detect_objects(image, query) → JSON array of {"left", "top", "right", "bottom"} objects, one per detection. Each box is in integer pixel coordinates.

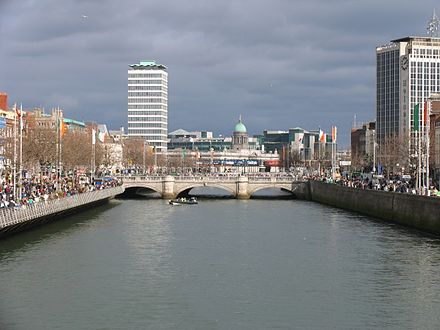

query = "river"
[{"left": 1, "top": 198, "right": 440, "bottom": 329}]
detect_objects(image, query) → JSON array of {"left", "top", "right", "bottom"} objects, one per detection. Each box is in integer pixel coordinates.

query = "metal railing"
[
  {"left": 119, "top": 174, "right": 301, "bottom": 183},
  {"left": 0, "top": 186, "right": 124, "bottom": 229}
]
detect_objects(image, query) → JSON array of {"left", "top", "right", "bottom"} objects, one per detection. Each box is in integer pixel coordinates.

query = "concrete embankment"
[
  {"left": 0, "top": 186, "right": 124, "bottom": 238},
  {"left": 307, "top": 180, "right": 440, "bottom": 235}
]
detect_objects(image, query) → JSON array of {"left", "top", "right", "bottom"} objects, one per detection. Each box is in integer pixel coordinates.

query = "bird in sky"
[{"left": 82, "top": 14, "right": 88, "bottom": 19}]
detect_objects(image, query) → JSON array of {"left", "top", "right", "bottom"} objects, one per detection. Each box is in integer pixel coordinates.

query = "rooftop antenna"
[{"left": 427, "top": 9, "right": 440, "bottom": 37}]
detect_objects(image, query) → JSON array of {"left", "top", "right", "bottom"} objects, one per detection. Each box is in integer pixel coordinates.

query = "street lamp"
[
  {"left": 154, "top": 146, "right": 157, "bottom": 173},
  {"left": 210, "top": 147, "right": 214, "bottom": 173},
  {"left": 143, "top": 140, "right": 146, "bottom": 175}
]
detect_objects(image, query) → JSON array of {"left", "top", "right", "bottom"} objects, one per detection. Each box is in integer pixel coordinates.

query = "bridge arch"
[
  {"left": 175, "top": 183, "right": 236, "bottom": 197},
  {"left": 120, "top": 183, "right": 162, "bottom": 197},
  {"left": 247, "top": 185, "right": 296, "bottom": 198}
]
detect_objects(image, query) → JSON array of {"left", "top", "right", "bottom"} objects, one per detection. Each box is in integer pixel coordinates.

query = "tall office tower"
[
  {"left": 376, "top": 36, "right": 440, "bottom": 152},
  {"left": 128, "top": 60, "right": 168, "bottom": 152}
]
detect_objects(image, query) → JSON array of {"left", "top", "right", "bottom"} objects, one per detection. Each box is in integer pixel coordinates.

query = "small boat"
[{"left": 168, "top": 197, "right": 198, "bottom": 205}]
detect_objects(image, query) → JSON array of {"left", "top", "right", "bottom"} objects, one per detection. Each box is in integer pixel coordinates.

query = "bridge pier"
[
  {"left": 236, "top": 176, "right": 250, "bottom": 199},
  {"left": 162, "top": 175, "right": 176, "bottom": 199}
]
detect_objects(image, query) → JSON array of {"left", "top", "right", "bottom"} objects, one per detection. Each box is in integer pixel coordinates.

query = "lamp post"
[
  {"left": 90, "top": 123, "right": 96, "bottom": 185},
  {"left": 373, "top": 142, "right": 377, "bottom": 174},
  {"left": 12, "top": 104, "right": 17, "bottom": 200},
  {"left": 209, "top": 139, "right": 213, "bottom": 173},
  {"left": 154, "top": 147, "right": 157, "bottom": 170},
  {"left": 143, "top": 140, "right": 146, "bottom": 175}
]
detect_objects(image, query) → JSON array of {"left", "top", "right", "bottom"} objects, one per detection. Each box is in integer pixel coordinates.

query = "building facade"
[
  {"left": 428, "top": 94, "right": 440, "bottom": 184},
  {"left": 232, "top": 117, "right": 249, "bottom": 150},
  {"left": 376, "top": 37, "right": 440, "bottom": 152},
  {"left": 351, "top": 122, "right": 376, "bottom": 169},
  {"left": 166, "top": 119, "right": 277, "bottom": 173},
  {"left": 128, "top": 60, "right": 168, "bottom": 152}
]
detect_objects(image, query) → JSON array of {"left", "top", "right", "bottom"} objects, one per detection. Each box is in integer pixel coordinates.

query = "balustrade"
[{"left": 0, "top": 187, "right": 124, "bottom": 230}]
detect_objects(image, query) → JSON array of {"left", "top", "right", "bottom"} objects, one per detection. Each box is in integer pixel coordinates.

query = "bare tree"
[
  {"left": 62, "top": 129, "right": 103, "bottom": 171},
  {"left": 350, "top": 151, "right": 365, "bottom": 172},
  {"left": 289, "top": 149, "right": 302, "bottom": 167},
  {"left": 377, "top": 134, "right": 409, "bottom": 178},
  {"left": 22, "top": 122, "right": 57, "bottom": 171},
  {"left": 122, "top": 137, "right": 145, "bottom": 168}
]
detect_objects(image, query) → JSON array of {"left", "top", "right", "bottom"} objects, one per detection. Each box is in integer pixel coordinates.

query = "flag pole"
[
  {"left": 55, "top": 108, "right": 59, "bottom": 192},
  {"left": 59, "top": 107, "right": 62, "bottom": 188},
  {"left": 418, "top": 105, "right": 422, "bottom": 195},
  {"left": 422, "top": 100, "right": 426, "bottom": 194},
  {"left": 426, "top": 101, "right": 430, "bottom": 195},
  {"left": 18, "top": 103, "right": 23, "bottom": 201},
  {"left": 13, "top": 103, "right": 17, "bottom": 201},
  {"left": 332, "top": 141, "right": 335, "bottom": 179},
  {"left": 91, "top": 125, "right": 96, "bottom": 184}
]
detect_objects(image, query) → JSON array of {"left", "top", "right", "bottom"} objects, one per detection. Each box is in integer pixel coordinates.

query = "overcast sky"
[{"left": 0, "top": 0, "right": 438, "bottom": 146}]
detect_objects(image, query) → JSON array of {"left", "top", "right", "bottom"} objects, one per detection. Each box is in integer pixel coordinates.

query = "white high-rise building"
[
  {"left": 376, "top": 36, "right": 440, "bottom": 152},
  {"left": 128, "top": 60, "right": 168, "bottom": 152}
]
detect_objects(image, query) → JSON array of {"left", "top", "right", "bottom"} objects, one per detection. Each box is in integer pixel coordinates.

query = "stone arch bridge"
[{"left": 120, "top": 175, "right": 308, "bottom": 199}]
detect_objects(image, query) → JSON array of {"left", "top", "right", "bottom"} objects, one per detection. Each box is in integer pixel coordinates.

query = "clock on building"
[{"left": 400, "top": 56, "right": 408, "bottom": 70}]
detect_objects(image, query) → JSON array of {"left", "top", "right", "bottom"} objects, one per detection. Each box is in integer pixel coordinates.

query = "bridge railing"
[
  {"left": 119, "top": 175, "right": 164, "bottom": 182},
  {"left": 0, "top": 186, "right": 124, "bottom": 229},
  {"left": 174, "top": 175, "right": 239, "bottom": 181},
  {"left": 118, "top": 174, "right": 301, "bottom": 184}
]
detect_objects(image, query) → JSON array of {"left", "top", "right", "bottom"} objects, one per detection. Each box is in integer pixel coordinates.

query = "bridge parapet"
[{"left": 120, "top": 175, "right": 163, "bottom": 182}]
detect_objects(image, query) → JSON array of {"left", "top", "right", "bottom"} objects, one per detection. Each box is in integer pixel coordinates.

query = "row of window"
[
  {"left": 412, "top": 49, "right": 440, "bottom": 59},
  {"left": 410, "top": 67, "right": 440, "bottom": 74},
  {"left": 128, "top": 92, "right": 165, "bottom": 97},
  {"left": 377, "top": 50, "right": 399, "bottom": 56},
  {"left": 409, "top": 93, "right": 433, "bottom": 100},
  {"left": 128, "top": 111, "right": 167, "bottom": 116},
  {"left": 128, "top": 73, "right": 164, "bottom": 78},
  {"left": 411, "top": 84, "right": 436, "bottom": 89},
  {"left": 128, "top": 80, "right": 165, "bottom": 84},
  {"left": 377, "top": 100, "right": 399, "bottom": 105},
  {"left": 127, "top": 131, "right": 167, "bottom": 139},
  {"left": 128, "top": 105, "right": 167, "bottom": 110},
  {"left": 128, "top": 123, "right": 167, "bottom": 128},
  {"left": 410, "top": 74, "right": 440, "bottom": 79},
  {"left": 128, "top": 116, "right": 166, "bottom": 121},
  {"left": 128, "top": 86, "right": 167, "bottom": 91},
  {"left": 145, "top": 141, "right": 167, "bottom": 147},
  {"left": 128, "top": 98, "right": 166, "bottom": 103},
  {"left": 413, "top": 48, "right": 440, "bottom": 55}
]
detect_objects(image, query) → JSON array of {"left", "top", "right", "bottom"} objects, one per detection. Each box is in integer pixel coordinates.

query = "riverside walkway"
[{"left": 0, "top": 186, "right": 124, "bottom": 237}]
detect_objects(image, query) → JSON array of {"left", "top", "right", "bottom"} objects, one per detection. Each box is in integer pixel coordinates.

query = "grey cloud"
[{"left": 1, "top": 0, "right": 438, "bottom": 147}]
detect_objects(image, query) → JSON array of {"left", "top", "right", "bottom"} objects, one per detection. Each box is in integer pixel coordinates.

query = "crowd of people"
[
  {"left": 0, "top": 173, "right": 121, "bottom": 209},
  {"left": 4, "top": 169, "right": 436, "bottom": 209},
  {"left": 320, "top": 173, "right": 440, "bottom": 196}
]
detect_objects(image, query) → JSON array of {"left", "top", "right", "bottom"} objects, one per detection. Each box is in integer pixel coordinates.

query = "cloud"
[{"left": 0, "top": 0, "right": 438, "bottom": 147}]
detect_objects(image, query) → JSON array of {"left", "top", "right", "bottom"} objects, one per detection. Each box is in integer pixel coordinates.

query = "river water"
[{"left": 1, "top": 198, "right": 440, "bottom": 329}]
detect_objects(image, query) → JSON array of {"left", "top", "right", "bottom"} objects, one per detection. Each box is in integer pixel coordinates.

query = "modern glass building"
[
  {"left": 376, "top": 42, "right": 400, "bottom": 144},
  {"left": 127, "top": 60, "right": 168, "bottom": 152},
  {"left": 376, "top": 37, "right": 440, "bottom": 151}
]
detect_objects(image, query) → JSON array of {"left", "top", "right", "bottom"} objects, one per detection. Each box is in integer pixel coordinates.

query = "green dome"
[{"left": 234, "top": 119, "right": 247, "bottom": 133}]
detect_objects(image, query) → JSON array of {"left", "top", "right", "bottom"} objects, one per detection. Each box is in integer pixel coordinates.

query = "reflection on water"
[{"left": 1, "top": 199, "right": 440, "bottom": 329}]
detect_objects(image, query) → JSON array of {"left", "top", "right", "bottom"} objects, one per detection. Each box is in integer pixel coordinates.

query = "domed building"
[{"left": 232, "top": 116, "right": 249, "bottom": 150}]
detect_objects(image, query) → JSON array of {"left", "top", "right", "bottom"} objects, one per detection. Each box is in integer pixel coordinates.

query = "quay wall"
[
  {"left": 308, "top": 180, "right": 440, "bottom": 235},
  {"left": 0, "top": 186, "right": 124, "bottom": 238}
]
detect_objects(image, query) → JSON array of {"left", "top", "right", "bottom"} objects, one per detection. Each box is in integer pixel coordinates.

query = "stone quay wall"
[
  {"left": 307, "top": 180, "right": 440, "bottom": 235},
  {"left": 0, "top": 186, "right": 124, "bottom": 238}
]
